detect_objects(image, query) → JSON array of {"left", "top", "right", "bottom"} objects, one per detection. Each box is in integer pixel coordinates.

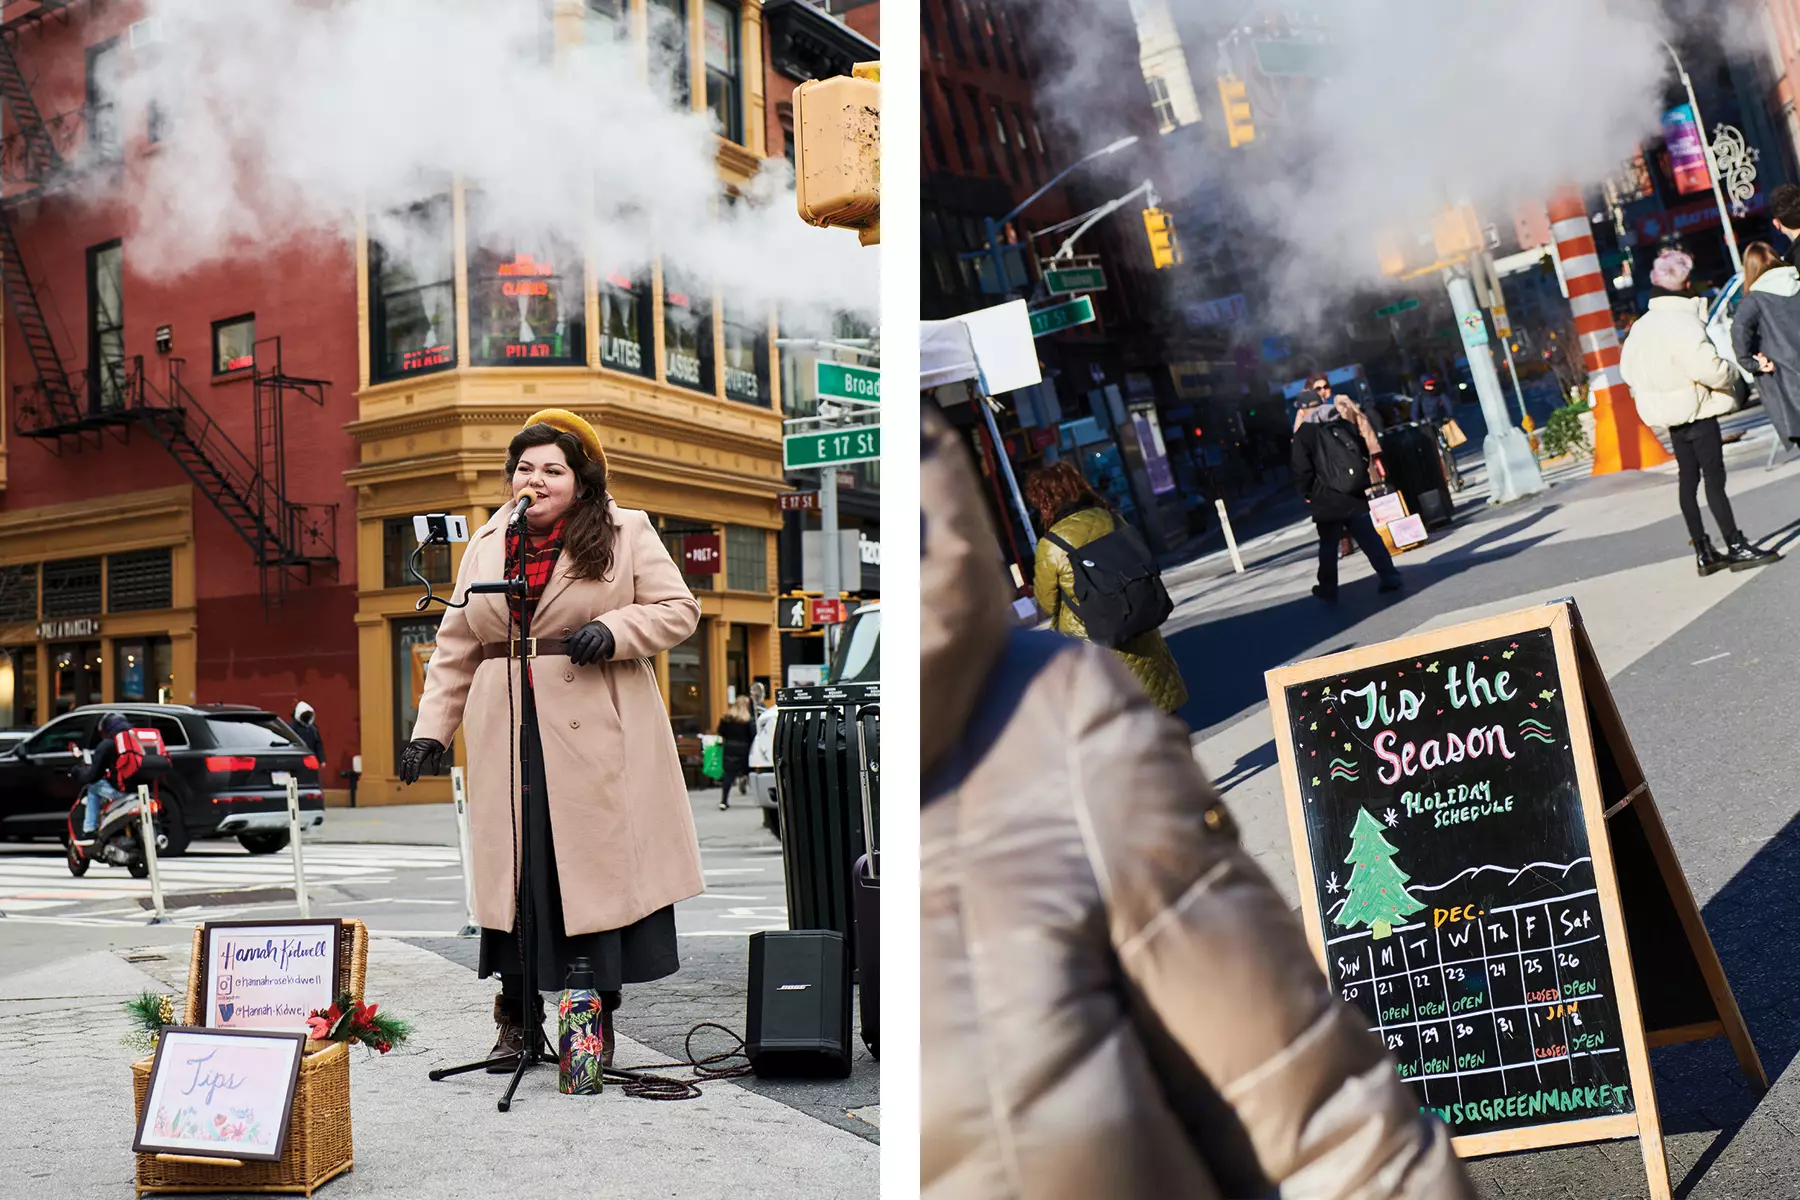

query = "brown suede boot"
[{"left": 487, "top": 991, "right": 543, "bottom": 1074}]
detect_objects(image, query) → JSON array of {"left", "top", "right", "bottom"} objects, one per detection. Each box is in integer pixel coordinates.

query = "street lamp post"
[
  {"left": 981, "top": 135, "right": 1139, "bottom": 300},
  {"left": 1662, "top": 38, "right": 1744, "bottom": 277}
]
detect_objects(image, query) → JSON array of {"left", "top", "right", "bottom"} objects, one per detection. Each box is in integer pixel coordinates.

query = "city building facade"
[{"left": 0, "top": 0, "right": 790, "bottom": 806}]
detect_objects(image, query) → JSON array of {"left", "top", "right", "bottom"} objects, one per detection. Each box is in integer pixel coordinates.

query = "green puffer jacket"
[{"left": 1034, "top": 507, "right": 1189, "bottom": 713}]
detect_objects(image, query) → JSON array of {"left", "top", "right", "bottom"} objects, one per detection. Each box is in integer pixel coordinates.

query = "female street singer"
[{"left": 399, "top": 409, "right": 703, "bottom": 1070}]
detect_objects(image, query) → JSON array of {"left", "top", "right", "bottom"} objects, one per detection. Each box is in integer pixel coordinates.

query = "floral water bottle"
[{"left": 558, "top": 956, "right": 604, "bottom": 1095}]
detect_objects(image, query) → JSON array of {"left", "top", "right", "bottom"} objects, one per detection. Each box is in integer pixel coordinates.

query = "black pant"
[
  {"left": 1669, "top": 417, "right": 1739, "bottom": 545},
  {"left": 721, "top": 770, "right": 743, "bottom": 805},
  {"left": 1315, "top": 512, "right": 1398, "bottom": 596}
]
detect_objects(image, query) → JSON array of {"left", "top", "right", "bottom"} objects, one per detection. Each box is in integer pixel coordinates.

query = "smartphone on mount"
[{"left": 413, "top": 514, "right": 470, "bottom": 544}]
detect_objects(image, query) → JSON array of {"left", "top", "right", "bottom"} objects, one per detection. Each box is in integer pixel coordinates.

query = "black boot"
[
  {"left": 487, "top": 990, "right": 544, "bottom": 1073},
  {"left": 1723, "top": 536, "right": 1781, "bottom": 571},
  {"left": 1695, "top": 536, "right": 1729, "bottom": 577},
  {"left": 600, "top": 991, "right": 621, "bottom": 1068}
]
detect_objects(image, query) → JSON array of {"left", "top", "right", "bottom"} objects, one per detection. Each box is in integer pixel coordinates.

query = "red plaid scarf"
[{"left": 504, "top": 516, "right": 566, "bottom": 629}]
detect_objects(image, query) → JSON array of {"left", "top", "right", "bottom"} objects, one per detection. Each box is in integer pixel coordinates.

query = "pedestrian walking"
[
  {"left": 397, "top": 408, "right": 702, "bottom": 1071},
  {"left": 291, "top": 700, "right": 325, "bottom": 763},
  {"left": 715, "top": 695, "right": 754, "bottom": 810},
  {"left": 1619, "top": 249, "right": 1780, "bottom": 575},
  {"left": 1772, "top": 183, "right": 1800, "bottom": 267},
  {"left": 920, "top": 404, "right": 1472, "bottom": 1200},
  {"left": 1023, "top": 461, "right": 1187, "bottom": 713},
  {"left": 1291, "top": 372, "right": 1402, "bottom": 601},
  {"left": 1730, "top": 241, "right": 1800, "bottom": 450}
]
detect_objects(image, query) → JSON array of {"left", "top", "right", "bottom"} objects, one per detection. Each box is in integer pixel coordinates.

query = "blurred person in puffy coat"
[
  {"left": 921, "top": 403, "right": 1472, "bottom": 1200},
  {"left": 1024, "top": 461, "right": 1187, "bottom": 713},
  {"left": 1620, "top": 247, "right": 1778, "bottom": 574}
]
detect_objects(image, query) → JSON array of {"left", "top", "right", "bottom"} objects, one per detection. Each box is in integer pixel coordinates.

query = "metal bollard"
[
  {"left": 1215, "top": 498, "right": 1246, "bottom": 574},
  {"left": 139, "top": 783, "right": 169, "bottom": 925},
  {"left": 450, "top": 767, "right": 479, "bottom": 937},
  {"left": 285, "top": 777, "right": 311, "bottom": 918}
]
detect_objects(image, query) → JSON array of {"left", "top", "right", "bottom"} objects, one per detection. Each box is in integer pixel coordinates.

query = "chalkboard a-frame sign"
[{"left": 1266, "top": 601, "right": 1764, "bottom": 1200}]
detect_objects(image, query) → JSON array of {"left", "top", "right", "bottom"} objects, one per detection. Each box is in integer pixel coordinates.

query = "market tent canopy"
[
  {"left": 921, "top": 319, "right": 977, "bottom": 390},
  {"left": 919, "top": 299, "right": 1042, "bottom": 396}
]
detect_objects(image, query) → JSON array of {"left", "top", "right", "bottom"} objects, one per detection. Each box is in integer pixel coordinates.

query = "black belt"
[{"left": 480, "top": 638, "right": 572, "bottom": 660}]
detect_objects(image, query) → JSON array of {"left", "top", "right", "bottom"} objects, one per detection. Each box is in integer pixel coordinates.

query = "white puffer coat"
[{"left": 1619, "top": 294, "right": 1739, "bottom": 428}]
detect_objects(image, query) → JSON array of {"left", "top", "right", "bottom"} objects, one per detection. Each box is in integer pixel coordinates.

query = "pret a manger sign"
[{"left": 1266, "top": 602, "right": 1764, "bottom": 1200}]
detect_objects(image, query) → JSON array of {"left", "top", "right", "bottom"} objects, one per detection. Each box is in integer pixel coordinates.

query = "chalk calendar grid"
[{"left": 1329, "top": 886, "right": 1627, "bottom": 1109}]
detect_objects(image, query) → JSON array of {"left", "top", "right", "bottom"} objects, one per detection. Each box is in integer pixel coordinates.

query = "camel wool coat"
[{"left": 412, "top": 497, "right": 704, "bottom": 937}]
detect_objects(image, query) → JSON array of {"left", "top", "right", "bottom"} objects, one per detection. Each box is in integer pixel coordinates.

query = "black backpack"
[
  {"left": 1308, "top": 419, "right": 1371, "bottom": 498},
  {"left": 1041, "top": 516, "right": 1172, "bottom": 650}
]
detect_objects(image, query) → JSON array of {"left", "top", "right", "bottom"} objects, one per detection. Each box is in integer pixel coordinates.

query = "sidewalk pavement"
[{"left": 1, "top": 941, "right": 877, "bottom": 1200}]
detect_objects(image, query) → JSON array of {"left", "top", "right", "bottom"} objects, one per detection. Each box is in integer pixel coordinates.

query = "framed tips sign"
[
  {"left": 1267, "top": 602, "right": 1762, "bottom": 1198},
  {"left": 201, "top": 920, "right": 343, "bottom": 1034},
  {"left": 133, "top": 1028, "right": 306, "bottom": 1163}
]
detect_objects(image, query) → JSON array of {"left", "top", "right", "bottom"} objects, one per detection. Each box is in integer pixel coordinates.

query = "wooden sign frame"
[{"left": 1266, "top": 600, "right": 1763, "bottom": 1200}]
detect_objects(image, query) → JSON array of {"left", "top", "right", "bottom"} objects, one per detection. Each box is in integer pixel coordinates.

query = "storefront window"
[
  {"left": 43, "top": 557, "right": 102, "bottom": 618},
  {"left": 725, "top": 525, "right": 767, "bottom": 593},
  {"left": 703, "top": 1, "right": 741, "bottom": 143},
  {"left": 585, "top": 0, "right": 627, "bottom": 42},
  {"left": 114, "top": 637, "right": 173, "bottom": 703},
  {"left": 721, "top": 298, "right": 768, "bottom": 405},
  {"left": 51, "top": 641, "right": 102, "bottom": 717},
  {"left": 649, "top": 0, "right": 690, "bottom": 108},
  {"left": 599, "top": 270, "right": 653, "bottom": 376},
  {"left": 725, "top": 624, "right": 749, "bottom": 704},
  {"left": 107, "top": 548, "right": 172, "bottom": 612},
  {"left": 666, "top": 623, "right": 708, "bottom": 738},
  {"left": 467, "top": 197, "right": 585, "bottom": 366},
  {"left": 393, "top": 617, "right": 451, "bottom": 775},
  {"left": 658, "top": 520, "right": 714, "bottom": 592},
  {"left": 370, "top": 195, "right": 457, "bottom": 382},
  {"left": 662, "top": 269, "right": 714, "bottom": 394},
  {"left": 0, "top": 564, "right": 37, "bottom": 622},
  {"left": 0, "top": 646, "right": 37, "bottom": 728},
  {"left": 384, "top": 518, "right": 451, "bottom": 590}
]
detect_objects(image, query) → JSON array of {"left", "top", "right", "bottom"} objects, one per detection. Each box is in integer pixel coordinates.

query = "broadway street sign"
[
  {"left": 1043, "top": 266, "right": 1106, "bottom": 295},
  {"left": 815, "top": 361, "right": 880, "bottom": 404}
]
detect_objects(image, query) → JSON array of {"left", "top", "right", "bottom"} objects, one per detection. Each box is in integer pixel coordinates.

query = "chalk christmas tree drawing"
[{"left": 1335, "top": 807, "right": 1426, "bottom": 940}]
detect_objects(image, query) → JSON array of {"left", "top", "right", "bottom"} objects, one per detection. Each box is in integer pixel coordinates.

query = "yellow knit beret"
[{"left": 524, "top": 408, "right": 606, "bottom": 471}]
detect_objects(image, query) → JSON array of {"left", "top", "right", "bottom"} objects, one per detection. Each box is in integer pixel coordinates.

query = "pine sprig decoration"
[{"left": 121, "top": 990, "right": 176, "bottom": 1053}]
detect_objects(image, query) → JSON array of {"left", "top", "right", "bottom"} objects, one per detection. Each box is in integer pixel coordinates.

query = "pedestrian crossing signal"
[
  {"left": 777, "top": 596, "right": 812, "bottom": 631},
  {"left": 1143, "top": 207, "right": 1182, "bottom": 269},
  {"left": 1219, "top": 74, "right": 1255, "bottom": 148}
]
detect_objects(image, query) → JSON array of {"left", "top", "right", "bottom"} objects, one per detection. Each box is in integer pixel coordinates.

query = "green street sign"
[
  {"left": 815, "top": 361, "right": 880, "bottom": 404},
  {"left": 1029, "top": 296, "right": 1097, "bottom": 338},
  {"left": 1374, "top": 297, "right": 1421, "bottom": 319},
  {"left": 784, "top": 425, "right": 881, "bottom": 470},
  {"left": 1044, "top": 266, "right": 1106, "bottom": 295}
]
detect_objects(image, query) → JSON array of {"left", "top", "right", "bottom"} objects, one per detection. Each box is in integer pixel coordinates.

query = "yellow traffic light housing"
[
  {"left": 1218, "top": 74, "right": 1255, "bottom": 148},
  {"left": 1432, "top": 203, "right": 1484, "bottom": 259},
  {"left": 794, "top": 61, "right": 881, "bottom": 246},
  {"left": 1143, "top": 207, "right": 1182, "bottom": 269}
]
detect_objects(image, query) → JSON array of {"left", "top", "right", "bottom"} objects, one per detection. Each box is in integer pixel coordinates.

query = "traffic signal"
[
  {"left": 794, "top": 61, "right": 881, "bottom": 246},
  {"left": 1218, "top": 74, "right": 1255, "bottom": 148},
  {"left": 1143, "top": 207, "right": 1182, "bottom": 269}
]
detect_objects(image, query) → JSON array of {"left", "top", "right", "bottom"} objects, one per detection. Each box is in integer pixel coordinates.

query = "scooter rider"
[{"left": 72, "top": 713, "right": 140, "bottom": 846}]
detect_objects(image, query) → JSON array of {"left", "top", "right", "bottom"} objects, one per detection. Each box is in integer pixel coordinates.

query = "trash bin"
[
  {"left": 1378, "top": 420, "right": 1455, "bottom": 529},
  {"left": 772, "top": 682, "right": 879, "bottom": 954}
]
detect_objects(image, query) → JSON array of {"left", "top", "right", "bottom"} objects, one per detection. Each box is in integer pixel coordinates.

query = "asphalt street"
[
  {"left": 0, "top": 786, "right": 878, "bottom": 1197},
  {"left": 1170, "top": 412, "right": 1800, "bottom": 1198}
]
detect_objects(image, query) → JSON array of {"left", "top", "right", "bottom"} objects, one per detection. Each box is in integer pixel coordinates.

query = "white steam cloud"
[
  {"left": 1032, "top": 0, "right": 1693, "bottom": 326},
  {"left": 112, "top": 0, "right": 873, "bottom": 321}
]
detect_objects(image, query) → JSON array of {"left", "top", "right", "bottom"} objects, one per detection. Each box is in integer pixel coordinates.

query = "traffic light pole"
[{"left": 820, "top": 457, "right": 840, "bottom": 664}]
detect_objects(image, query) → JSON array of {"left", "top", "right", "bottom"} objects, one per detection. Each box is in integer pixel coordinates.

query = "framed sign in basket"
[
  {"left": 132, "top": 1028, "right": 306, "bottom": 1163},
  {"left": 200, "top": 919, "right": 344, "bottom": 1034}
]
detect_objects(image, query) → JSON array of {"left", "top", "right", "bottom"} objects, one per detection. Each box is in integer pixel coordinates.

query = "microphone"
[{"left": 509, "top": 493, "right": 533, "bottom": 529}]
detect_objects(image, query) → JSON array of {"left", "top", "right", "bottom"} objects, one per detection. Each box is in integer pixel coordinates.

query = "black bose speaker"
[{"left": 747, "top": 930, "right": 853, "bottom": 1078}]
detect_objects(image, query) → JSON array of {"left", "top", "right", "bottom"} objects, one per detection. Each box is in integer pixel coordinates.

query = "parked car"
[
  {"left": 0, "top": 703, "right": 325, "bottom": 855},
  {"left": 752, "top": 601, "right": 881, "bottom": 838}
]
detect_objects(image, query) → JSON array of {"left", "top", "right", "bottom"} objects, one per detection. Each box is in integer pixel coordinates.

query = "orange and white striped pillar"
[{"left": 1548, "top": 187, "right": 1671, "bottom": 473}]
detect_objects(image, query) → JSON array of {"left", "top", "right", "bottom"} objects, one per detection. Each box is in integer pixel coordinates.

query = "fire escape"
[{"left": 0, "top": 3, "right": 337, "bottom": 618}]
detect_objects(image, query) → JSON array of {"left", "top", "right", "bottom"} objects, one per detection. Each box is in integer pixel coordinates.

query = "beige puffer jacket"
[
  {"left": 1619, "top": 294, "right": 1738, "bottom": 428},
  {"left": 921, "top": 405, "right": 1471, "bottom": 1200}
]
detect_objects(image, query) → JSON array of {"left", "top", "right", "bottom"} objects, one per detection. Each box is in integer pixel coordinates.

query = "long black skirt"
[{"left": 476, "top": 702, "right": 679, "bottom": 995}]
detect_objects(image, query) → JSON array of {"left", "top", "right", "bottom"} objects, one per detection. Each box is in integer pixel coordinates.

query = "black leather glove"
[
  {"left": 398, "top": 738, "right": 444, "bottom": 784},
  {"left": 567, "top": 620, "right": 615, "bottom": 666}
]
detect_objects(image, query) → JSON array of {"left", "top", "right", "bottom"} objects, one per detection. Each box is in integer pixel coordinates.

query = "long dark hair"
[
  {"left": 1024, "top": 460, "right": 1104, "bottom": 528},
  {"left": 504, "top": 423, "right": 616, "bottom": 581},
  {"left": 1745, "top": 240, "right": 1784, "bottom": 292}
]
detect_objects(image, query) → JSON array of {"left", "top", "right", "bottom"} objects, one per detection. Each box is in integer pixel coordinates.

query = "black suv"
[{"left": 0, "top": 703, "right": 324, "bottom": 855}]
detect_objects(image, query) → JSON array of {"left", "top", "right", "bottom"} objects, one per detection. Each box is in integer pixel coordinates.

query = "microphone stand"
[{"left": 423, "top": 506, "right": 551, "bottom": 1112}]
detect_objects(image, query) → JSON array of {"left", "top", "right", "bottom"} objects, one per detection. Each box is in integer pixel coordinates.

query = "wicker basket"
[{"left": 130, "top": 920, "right": 368, "bottom": 1196}]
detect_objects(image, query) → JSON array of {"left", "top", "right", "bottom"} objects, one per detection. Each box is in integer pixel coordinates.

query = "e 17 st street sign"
[
  {"left": 784, "top": 425, "right": 881, "bottom": 469},
  {"left": 1043, "top": 266, "right": 1106, "bottom": 295},
  {"left": 1374, "top": 297, "right": 1421, "bottom": 319},
  {"left": 1029, "top": 296, "right": 1097, "bottom": 338},
  {"left": 815, "top": 361, "right": 880, "bottom": 404}
]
